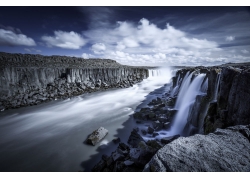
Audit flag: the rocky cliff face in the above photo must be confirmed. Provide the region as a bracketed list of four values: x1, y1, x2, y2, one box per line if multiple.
[172, 64, 250, 135]
[204, 66, 250, 134]
[91, 63, 250, 172]
[0, 52, 149, 110]
[143, 124, 250, 172]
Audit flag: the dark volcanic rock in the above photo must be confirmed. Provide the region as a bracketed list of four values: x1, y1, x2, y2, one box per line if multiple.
[144, 125, 250, 172]
[0, 52, 149, 110]
[128, 129, 144, 148]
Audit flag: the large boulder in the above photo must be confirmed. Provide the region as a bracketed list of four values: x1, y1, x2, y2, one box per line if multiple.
[144, 125, 250, 172]
[86, 127, 108, 146]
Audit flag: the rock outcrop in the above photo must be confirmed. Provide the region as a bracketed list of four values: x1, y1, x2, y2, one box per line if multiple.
[0, 52, 149, 110]
[143, 125, 250, 172]
[204, 66, 250, 134]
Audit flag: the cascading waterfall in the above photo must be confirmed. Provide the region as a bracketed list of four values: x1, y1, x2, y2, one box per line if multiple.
[148, 69, 161, 78]
[169, 73, 206, 136]
[170, 74, 181, 97]
[213, 73, 221, 101]
[174, 72, 193, 109]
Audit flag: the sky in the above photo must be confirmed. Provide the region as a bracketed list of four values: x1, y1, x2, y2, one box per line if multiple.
[0, 5, 250, 66]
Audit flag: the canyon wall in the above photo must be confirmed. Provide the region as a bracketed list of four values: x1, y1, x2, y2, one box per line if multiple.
[0, 52, 149, 110]
[172, 64, 250, 135]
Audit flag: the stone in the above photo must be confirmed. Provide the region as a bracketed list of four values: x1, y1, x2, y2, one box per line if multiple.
[86, 127, 108, 146]
[144, 125, 250, 172]
[163, 122, 171, 129]
[124, 160, 134, 166]
[153, 121, 163, 131]
[127, 128, 144, 148]
[160, 135, 180, 144]
[147, 126, 154, 134]
[112, 137, 121, 144]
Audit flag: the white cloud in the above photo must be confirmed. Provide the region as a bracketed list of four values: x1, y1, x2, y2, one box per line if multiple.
[91, 43, 106, 54]
[41, 31, 86, 49]
[83, 18, 220, 66]
[0, 29, 36, 46]
[241, 49, 249, 54]
[82, 53, 93, 59]
[225, 36, 235, 42]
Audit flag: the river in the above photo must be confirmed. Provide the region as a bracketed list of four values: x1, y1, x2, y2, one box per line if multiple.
[0, 67, 174, 172]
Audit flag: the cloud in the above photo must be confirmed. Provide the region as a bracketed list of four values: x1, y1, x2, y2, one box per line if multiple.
[83, 18, 221, 65]
[24, 48, 41, 53]
[0, 29, 36, 46]
[241, 49, 249, 54]
[226, 36, 235, 42]
[41, 31, 87, 49]
[91, 43, 106, 54]
[82, 53, 93, 59]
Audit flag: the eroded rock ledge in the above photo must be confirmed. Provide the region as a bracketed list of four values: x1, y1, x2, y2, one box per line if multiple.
[143, 125, 250, 172]
[0, 52, 149, 110]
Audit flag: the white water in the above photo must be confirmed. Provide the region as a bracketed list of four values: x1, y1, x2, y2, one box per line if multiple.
[169, 73, 206, 136]
[0, 67, 174, 171]
[174, 72, 193, 109]
[213, 73, 221, 101]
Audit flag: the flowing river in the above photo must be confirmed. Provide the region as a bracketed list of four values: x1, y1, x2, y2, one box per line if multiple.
[0, 67, 174, 172]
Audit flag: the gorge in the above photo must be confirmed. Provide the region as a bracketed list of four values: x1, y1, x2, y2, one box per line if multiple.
[0, 53, 250, 172]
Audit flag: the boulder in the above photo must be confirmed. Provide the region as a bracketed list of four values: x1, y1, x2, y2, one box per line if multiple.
[160, 135, 180, 144]
[86, 127, 108, 146]
[112, 137, 121, 144]
[128, 128, 144, 148]
[144, 125, 250, 172]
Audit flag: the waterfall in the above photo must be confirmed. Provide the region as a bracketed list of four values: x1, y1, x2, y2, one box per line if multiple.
[148, 69, 161, 78]
[213, 73, 221, 101]
[169, 73, 206, 136]
[170, 74, 181, 97]
[174, 72, 192, 109]
[201, 78, 208, 93]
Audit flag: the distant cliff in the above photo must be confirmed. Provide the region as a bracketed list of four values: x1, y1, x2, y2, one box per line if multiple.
[0, 52, 149, 110]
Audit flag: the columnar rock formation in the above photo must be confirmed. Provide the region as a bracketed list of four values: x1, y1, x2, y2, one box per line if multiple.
[0, 52, 149, 110]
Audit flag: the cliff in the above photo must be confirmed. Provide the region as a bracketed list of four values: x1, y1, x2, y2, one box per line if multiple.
[0, 52, 149, 110]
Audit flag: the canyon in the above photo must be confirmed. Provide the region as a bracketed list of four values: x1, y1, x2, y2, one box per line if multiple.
[0, 52, 249, 172]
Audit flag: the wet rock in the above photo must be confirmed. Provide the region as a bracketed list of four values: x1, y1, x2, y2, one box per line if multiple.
[153, 132, 159, 137]
[118, 142, 130, 151]
[86, 127, 108, 146]
[153, 121, 163, 131]
[112, 137, 121, 144]
[102, 154, 109, 161]
[128, 128, 144, 148]
[163, 122, 171, 129]
[92, 159, 106, 172]
[141, 129, 147, 135]
[112, 150, 125, 161]
[124, 160, 134, 166]
[147, 126, 154, 134]
[160, 135, 180, 144]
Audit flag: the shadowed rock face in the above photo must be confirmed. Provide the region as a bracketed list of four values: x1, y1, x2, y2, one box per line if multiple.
[143, 125, 250, 172]
[204, 66, 250, 134]
[0, 52, 149, 110]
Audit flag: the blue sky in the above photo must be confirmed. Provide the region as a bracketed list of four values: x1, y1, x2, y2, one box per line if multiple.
[0, 5, 250, 66]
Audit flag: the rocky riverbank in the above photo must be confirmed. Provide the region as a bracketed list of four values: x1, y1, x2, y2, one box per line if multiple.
[0, 52, 149, 111]
[92, 63, 250, 172]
